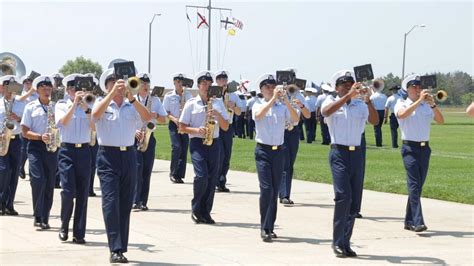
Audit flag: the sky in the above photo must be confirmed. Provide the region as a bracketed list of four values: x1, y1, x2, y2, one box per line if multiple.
[0, 0, 472, 88]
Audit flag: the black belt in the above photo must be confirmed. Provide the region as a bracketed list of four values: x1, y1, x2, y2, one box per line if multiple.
[403, 140, 429, 147]
[256, 143, 282, 151]
[99, 145, 134, 152]
[331, 144, 361, 151]
[61, 142, 89, 148]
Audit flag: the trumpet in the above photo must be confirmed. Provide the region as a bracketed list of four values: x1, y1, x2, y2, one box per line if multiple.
[83, 93, 96, 105]
[125, 76, 141, 98]
[426, 89, 448, 103]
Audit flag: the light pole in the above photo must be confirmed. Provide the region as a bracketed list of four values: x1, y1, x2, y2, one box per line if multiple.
[402, 24, 426, 78]
[148, 13, 161, 73]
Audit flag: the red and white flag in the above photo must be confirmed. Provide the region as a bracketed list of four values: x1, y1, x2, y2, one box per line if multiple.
[197, 12, 209, 29]
[233, 17, 243, 30]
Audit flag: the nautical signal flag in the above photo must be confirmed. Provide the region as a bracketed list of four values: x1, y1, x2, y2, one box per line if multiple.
[197, 12, 209, 29]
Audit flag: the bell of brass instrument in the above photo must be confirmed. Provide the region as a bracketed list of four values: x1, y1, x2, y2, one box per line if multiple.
[137, 95, 156, 152]
[45, 103, 60, 152]
[202, 98, 216, 146]
[125, 77, 141, 98]
[0, 100, 15, 156]
[434, 90, 448, 102]
[84, 93, 96, 105]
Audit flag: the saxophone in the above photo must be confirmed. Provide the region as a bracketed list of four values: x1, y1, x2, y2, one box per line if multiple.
[0, 99, 15, 156]
[224, 90, 234, 121]
[137, 95, 156, 152]
[202, 98, 216, 146]
[45, 102, 60, 152]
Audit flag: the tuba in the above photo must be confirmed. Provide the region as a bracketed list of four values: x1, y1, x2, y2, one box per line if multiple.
[45, 102, 60, 152]
[202, 98, 216, 146]
[137, 95, 156, 152]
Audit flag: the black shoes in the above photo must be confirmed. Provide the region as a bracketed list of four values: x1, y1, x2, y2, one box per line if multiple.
[132, 204, 141, 210]
[0, 204, 6, 215]
[140, 205, 149, 211]
[203, 215, 215, 224]
[19, 169, 25, 179]
[40, 223, 50, 230]
[5, 208, 18, 216]
[191, 212, 206, 224]
[170, 176, 184, 184]
[59, 228, 68, 241]
[280, 198, 294, 205]
[404, 224, 428, 232]
[332, 245, 346, 257]
[216, 186, 230, 193]
[260, 230, 272, 242]
[89, 191, 97, 197]
[355, 213, 363, 219]
[344, 247, 357, 257]
[110, 251, 128, 263]
[73, 237, 86, 244]
[33, 217, 41, 227]
[269, 232, 278, 238]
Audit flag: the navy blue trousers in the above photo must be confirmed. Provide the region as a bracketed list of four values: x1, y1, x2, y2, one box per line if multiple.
[373, 110, 385, 147]
[356, 133, 366, 214]
[89, 142, 98, 194]
[28, 140, 58, 224]
[246, 111, 255, 139]
[401, 142, 431, 227]
[168, 122, 189, 180]
[279, 127, 300, 200]
[19, 135, 28, 177]
[58, 144, 91, 239]
[298, 119, 305, 140]
[235, 113, 246, 138]
[189, 138, 220, 218]
[217, 126, 234, 188]
[304, 111, 316, 143]
[134, 134, 156, 206]
[319, 115, 330, 145]
[97, 146, 136, 253]
[255, 144, 285, 232]
[389, 113, 399, 148]
[0, 137, 22, 209]
[329, 146, 364, 249]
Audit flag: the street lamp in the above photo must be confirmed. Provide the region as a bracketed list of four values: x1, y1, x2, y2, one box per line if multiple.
[148, 13, 161, 73]
[402, 24, 426, 79]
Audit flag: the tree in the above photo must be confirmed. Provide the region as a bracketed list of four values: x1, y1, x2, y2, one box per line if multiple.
[58, 56, 103, 78]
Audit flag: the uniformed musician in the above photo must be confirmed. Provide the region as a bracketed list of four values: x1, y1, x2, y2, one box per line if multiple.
[321, 70, 378, 257]
[384, 85, 402, 148]
[370, 79, 387, 147]
[163, 73, 193, 184]
[18, 74, 37, 180]
[395, 74, 444, 233]
[215, 70, 241, 193]
[304, 87, 318, 143]
[92, 68, 152, 263]
[133, 72, 166, 211]
[0, 75, 23, 216]
[253, 73, 298, 242]
[21, 75, 60, 230]
[316, 84, 331, 145]
[179, 70, 229, 224]
[55, 73, 94, 244]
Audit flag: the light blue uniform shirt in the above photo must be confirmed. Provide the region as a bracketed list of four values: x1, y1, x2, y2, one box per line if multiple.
[179, 95, 228, 139]
[395, 98, 434, 142]
[288, 92, 307, 126]
[162, 89, 193, 118]
[252, 98, 290, 146]
[385, 94, 401, 114]
[370, 91, 388, 111]
[315, 94, 328, 110]
[221, 91, 241, 124]
[93, 99, 140, 147]
[21, 99, 55, 135]
[0, 96, 25, 135]
[305, 95, 317, 112]
[136, 94, 167, 128]
[55, 99, 91, 143]
[247, 97, 257, 111]
[322, 96, 369, 146]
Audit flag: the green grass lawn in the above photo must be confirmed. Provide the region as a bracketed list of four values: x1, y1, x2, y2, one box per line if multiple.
[154, 107, 474, 204]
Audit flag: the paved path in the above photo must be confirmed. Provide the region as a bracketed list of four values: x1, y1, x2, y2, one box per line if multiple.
[1, 159, 473, 265]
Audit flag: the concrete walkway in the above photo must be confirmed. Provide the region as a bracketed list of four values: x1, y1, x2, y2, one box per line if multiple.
[1, 159, 473, 265]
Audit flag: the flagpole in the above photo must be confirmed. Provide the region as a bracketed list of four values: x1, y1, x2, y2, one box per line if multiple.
[207, 0, 211, 71]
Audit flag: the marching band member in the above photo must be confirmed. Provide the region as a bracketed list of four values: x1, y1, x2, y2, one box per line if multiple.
[55, 73, 94, 244]
[18, 74, 37, 180]
[133, 73, 166, 211]
[395, 74, 444, 232]
[179, 70, 229, 224]
[0, 75, 23, 215]
[21, 75, 60, 230]
[322, 70, 378, 257]
[85, 73, 100, 197]
[384, 85, 402, 148]
[370, 79, 388, 147]
[163, 73, 193, 184]
[316, 85, 331, 145]
[253, 73, 298, 242]
[279, 81, 310, 205]
[246, 89, 258, 139]
[215, 70, 241, 193]
[92, 68, 152, 263]
[304, 87, 318, 144]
